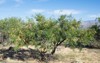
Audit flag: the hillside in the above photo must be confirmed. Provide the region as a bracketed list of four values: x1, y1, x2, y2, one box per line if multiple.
[81, 19, 99, 28]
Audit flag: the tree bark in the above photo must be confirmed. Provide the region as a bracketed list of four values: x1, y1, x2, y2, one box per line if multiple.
[51, 45, 57, 55]
[51, 39, 65, 55]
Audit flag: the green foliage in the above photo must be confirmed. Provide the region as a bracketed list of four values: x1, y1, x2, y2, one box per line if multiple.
[90, 17, 100, 40]
[89, 17, 100, 48]
[0, 15, 96, 54]
[98, 17, 100, 22]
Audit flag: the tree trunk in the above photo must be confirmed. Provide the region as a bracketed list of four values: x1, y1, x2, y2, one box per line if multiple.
[51, 46, 57, 55]
[51, 39, 65, 55]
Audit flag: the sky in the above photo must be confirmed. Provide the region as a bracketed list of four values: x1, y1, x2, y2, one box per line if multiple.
[0, 0, 100, 21]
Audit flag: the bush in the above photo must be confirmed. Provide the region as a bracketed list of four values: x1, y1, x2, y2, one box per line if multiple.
[89, 17, 100, 48]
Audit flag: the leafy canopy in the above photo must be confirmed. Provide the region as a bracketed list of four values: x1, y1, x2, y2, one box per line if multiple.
[0, 15, 96, 54]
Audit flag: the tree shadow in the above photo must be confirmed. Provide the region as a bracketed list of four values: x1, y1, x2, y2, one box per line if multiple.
[0, 47, 54, 62]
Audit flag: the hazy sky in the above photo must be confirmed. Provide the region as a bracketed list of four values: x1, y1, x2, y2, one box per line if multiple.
[0, 0, 100, 20]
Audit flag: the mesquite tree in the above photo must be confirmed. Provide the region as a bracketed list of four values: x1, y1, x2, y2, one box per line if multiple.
[33, 14, 96, 54]
[0, 15, 96, 55]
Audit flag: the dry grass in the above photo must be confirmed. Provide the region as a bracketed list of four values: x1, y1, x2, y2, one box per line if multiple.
[0, 46, 100, 63]
[51, 46, 100, 63]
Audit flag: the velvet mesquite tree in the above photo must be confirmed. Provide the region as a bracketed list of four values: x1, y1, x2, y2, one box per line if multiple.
[49, 15, 95, 54]
[34, 15, 96, 54]
[0, 15, 96, 56]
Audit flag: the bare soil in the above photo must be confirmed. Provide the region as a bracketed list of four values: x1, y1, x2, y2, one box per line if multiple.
[0, 45, 100, 63]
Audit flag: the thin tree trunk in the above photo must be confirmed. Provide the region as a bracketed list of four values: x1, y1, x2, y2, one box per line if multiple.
[51, 46, 57, 55]
[51, 39, 65, 55]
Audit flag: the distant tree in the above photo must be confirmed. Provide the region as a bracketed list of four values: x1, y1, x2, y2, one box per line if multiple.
[90, 17, 100, 40]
